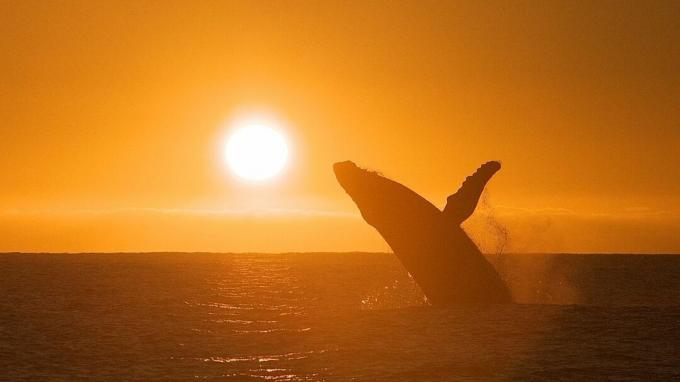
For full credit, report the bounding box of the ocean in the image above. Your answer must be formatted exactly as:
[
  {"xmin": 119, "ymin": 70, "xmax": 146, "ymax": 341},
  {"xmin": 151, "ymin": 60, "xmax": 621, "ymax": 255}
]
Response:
[{"xmin": 1, "ymin": 252, "xmax": 678, "ymax": 381}]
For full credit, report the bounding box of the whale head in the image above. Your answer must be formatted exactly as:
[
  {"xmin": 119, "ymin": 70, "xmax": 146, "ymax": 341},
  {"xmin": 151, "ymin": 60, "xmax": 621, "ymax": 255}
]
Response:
[
  {"xmin": 333, "ymin": 161, "xmax": 386, "ymax": 221},
  {"xmin": 333, "ymin": 160, "xmax": 442, "ymax": 229},
  {"xmin": 333, "ymin": 161, "xmax": 374, "ymax": 196}
]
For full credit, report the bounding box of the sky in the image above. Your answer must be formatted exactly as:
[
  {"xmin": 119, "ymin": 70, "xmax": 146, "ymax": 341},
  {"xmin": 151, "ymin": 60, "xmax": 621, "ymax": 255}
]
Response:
[{"xmin": 1, "ymin": 1, "xmax": 679, "ymax": 253}]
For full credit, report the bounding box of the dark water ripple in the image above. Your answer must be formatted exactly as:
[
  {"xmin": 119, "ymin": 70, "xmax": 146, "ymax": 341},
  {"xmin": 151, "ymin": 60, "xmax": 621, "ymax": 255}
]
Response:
[{"xmin": 0, "ymin": 253, "xmax": 679, "ymax": 381}]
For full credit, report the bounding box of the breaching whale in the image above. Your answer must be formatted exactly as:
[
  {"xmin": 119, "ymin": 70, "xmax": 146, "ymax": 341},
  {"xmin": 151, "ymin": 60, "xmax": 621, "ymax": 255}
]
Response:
[{"xmin": 334, "ymin": 160, "xmax": 511, "ymax": 305}]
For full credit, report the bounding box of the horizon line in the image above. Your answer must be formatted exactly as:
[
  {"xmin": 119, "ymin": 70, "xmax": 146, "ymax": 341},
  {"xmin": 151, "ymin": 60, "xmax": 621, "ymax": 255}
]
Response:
[{"xmin": 1, "ymin": 251, "xmax": 678, "ymax": 256}]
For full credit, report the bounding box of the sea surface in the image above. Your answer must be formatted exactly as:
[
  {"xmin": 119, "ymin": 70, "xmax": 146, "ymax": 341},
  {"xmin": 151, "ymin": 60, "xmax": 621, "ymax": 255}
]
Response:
[{"xmin": 1, "ymin": 252, "xmax": 679, "ymax": 381}]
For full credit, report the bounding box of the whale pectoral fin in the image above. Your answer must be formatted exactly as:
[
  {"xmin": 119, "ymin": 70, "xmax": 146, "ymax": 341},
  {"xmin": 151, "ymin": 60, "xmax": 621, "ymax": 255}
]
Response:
[{"xmin": 443, "ymin": 161, "xmax": 501, "ymax": 225}]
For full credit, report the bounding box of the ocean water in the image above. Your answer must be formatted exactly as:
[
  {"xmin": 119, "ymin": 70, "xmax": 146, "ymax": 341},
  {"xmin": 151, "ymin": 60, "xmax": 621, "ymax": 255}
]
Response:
[{"xmin": 0, "ymin": 252, "xmax": 678, "ymax": 381}]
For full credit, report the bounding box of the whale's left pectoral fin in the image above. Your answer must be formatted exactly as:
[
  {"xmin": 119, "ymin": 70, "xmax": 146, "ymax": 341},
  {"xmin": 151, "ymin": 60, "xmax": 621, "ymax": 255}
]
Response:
[{"xmin": 443, "ymin": 161, "xmax": 501, "ymax": 225}]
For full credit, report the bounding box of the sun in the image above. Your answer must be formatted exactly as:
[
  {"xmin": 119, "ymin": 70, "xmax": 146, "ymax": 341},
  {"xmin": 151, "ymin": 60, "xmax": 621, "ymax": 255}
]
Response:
[{"xmin": 225, "ymin": 122, "xmax": 289, "ymax": 181}]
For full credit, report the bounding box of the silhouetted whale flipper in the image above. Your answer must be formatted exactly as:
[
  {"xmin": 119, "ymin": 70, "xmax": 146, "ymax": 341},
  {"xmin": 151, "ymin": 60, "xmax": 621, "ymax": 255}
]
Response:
[
  {"xmin": 334, "ymin": 160, "xmax": 511, "ymax": 305},
  {"xmin": 444, "ymin": 161, "xmax": 501, "ymax": 225}
]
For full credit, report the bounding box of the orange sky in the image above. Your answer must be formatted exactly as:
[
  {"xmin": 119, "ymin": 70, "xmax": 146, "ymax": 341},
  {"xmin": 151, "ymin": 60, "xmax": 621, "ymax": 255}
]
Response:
[{"xmin": 1, "ymin": 1, "xmax": 679, "ymax": 253}]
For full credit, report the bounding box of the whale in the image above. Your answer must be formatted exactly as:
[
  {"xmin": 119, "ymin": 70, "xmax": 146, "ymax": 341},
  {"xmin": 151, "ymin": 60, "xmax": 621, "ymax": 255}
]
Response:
[{"xmin": 333, "ymin": 160, "xmax": 511, "ymax": 305}]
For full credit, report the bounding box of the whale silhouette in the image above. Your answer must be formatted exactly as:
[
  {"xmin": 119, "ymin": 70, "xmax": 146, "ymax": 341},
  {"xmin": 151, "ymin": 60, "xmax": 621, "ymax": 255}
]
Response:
[{"xmin": 334, "ymin": 160, "xmax": 511, "ymax": 305}]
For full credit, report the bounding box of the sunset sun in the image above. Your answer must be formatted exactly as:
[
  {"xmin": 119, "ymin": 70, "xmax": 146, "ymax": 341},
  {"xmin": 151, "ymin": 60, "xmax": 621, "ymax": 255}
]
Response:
[{"xmin": 225, "ymin": 122, "xmax": 289, "ymax": 181}]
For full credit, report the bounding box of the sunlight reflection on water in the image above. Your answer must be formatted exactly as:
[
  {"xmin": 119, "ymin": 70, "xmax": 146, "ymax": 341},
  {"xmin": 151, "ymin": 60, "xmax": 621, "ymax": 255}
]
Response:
[{"xmin": 1, "ymin": 253, "xmax": 679, "ymax": 381}]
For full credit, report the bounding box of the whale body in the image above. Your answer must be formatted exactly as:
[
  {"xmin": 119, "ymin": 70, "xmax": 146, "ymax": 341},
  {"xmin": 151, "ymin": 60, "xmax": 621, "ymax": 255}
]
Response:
[{"xmin": 334, "ymin": 160, "xmax": 511, "ymax": 305}]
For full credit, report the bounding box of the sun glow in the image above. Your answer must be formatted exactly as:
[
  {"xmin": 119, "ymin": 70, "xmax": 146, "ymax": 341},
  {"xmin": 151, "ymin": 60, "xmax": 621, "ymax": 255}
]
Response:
[{"xmin": 225, "ymin": 122, "xmax": 289, "ymax": 181}]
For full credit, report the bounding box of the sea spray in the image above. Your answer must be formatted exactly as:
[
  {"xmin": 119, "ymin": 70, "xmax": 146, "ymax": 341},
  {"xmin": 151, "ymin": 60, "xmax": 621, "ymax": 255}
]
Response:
[
  {"xmin": 465, "ymin": 192, "xmax": 580, "ymax": 304},
  {"xmin": 464, "ymin": 191, "xmax": 509, "ymax": 267}
]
